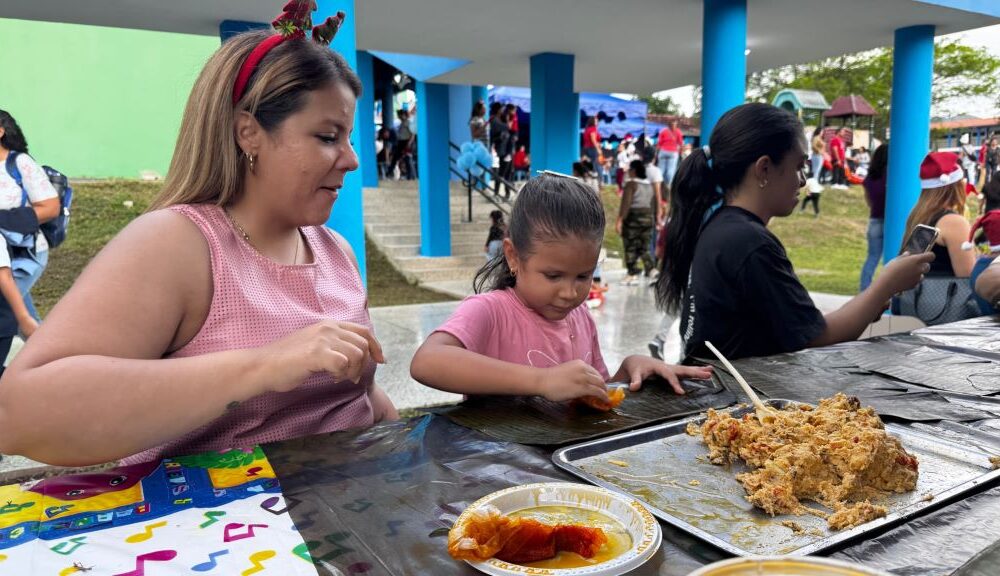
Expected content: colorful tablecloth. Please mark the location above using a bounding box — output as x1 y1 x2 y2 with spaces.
0 447 317 575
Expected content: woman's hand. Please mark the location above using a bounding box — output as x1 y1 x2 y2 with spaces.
617 355 713 394
261 320 385 393
615 217 623 235
535 360 609 402
875 252 935 296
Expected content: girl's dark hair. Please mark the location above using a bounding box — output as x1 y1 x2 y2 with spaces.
866 143 889 181
984 170 1000 212
655 103 805 314
489 101 503 117
0 110 29 154
474 175 605 293
489 209 504 224
472 101 486 119
629 159 647 179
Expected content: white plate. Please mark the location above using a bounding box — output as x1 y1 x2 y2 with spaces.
687 556 892 575
454 482 661 576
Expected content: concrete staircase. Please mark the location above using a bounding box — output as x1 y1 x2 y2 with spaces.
364 180 506 294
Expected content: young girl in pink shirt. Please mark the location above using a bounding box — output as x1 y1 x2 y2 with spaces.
410 174 710 403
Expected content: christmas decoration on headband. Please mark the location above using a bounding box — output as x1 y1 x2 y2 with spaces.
232 1 346 104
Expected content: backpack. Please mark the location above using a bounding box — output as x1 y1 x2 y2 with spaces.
4 151 73 248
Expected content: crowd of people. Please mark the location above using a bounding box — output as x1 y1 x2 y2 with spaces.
0 13 996 472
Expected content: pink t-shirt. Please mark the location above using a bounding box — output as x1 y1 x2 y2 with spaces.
435 288 611 382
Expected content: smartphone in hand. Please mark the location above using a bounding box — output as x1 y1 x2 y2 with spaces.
900 224 940 256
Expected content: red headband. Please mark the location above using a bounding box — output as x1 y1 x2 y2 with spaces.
232 1 346 104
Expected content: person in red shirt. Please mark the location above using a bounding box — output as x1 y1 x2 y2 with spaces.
513 145 530 181
582 117 603 183
829 128 848 189
656 120 685 189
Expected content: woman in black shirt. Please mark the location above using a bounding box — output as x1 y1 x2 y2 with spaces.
655 104 933 360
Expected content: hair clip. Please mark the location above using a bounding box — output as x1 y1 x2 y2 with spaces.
537 169 581 182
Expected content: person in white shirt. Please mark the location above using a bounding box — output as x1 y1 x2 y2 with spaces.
0 110 60 323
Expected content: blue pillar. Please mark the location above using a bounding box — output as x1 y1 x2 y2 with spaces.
416 81 452 257
885 25 935 266
700 0 747 140
530 53 579 174
322 0 367 283
472 85 488 109
356 51 378 188
449 85 473 181
218 20 269 42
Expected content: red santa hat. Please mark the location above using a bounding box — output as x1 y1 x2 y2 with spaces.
920 152 964 190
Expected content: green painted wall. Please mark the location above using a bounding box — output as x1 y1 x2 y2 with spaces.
1 18 218 178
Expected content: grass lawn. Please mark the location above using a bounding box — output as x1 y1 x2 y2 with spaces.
601 184 871 296
32 180 455 317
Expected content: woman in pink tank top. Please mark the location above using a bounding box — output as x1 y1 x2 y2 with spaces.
0 18 397 466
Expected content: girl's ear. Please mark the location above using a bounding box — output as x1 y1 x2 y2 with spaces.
502 238 518 275
753 155 772 188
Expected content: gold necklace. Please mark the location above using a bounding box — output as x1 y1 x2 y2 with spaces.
225 208 300 264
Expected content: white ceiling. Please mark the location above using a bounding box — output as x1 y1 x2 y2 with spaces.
1 0 997 93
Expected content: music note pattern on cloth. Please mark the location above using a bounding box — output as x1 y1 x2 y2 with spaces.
191 549 230 572
125 521 168 543
112 549 177 576
241 550 276 575
0 449 315 575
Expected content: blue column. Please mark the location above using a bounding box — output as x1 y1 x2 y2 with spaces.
530 53 579 174
885 25 935 265
416 81 452 257
218 20 269 42
700 0 747 140
472 85 488 109
356 51 378 188
322 0 367 283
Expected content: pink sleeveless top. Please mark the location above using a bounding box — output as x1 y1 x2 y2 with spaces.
122 203 376 464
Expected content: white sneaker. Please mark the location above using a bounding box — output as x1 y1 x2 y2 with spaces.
619 275 638 286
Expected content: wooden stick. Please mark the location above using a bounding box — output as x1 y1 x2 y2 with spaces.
704 341 770 414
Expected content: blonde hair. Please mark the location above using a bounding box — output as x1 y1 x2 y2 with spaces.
150 30 361 211
903 180 966 250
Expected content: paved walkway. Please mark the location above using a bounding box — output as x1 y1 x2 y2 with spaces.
0 270 852 475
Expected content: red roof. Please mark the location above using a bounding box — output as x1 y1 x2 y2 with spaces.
823 95 877 118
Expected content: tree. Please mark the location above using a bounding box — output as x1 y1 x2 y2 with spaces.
637 93 681 116
745 38 1000 137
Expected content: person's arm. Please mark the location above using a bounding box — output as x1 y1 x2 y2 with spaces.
810 251 935 346
976 261 1000 306
589 131 600 150
0 211 382 466
653 181 663 224
937 213 976 277
0 267 38 338
17 155 60 223
410 332 609 402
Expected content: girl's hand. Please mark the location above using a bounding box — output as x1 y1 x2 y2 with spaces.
18 316 39 339
877 252 935 296
618 355 713 394
615 218 623 235
260 321 385 393
535 360 609 403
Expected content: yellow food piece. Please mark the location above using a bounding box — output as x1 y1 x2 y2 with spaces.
693 394 918 530
607 460 629 468
688 479 701 486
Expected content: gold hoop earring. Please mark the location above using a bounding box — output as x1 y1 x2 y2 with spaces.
245 151 257 175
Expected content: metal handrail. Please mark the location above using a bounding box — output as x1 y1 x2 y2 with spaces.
447 141 516 221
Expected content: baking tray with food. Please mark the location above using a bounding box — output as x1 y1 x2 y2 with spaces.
553 397 1000 557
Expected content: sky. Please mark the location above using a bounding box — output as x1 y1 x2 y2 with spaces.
649 23 1000 118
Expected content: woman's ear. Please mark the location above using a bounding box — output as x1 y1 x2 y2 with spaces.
502 238 518 275
753 155 772 188
234 111 263 156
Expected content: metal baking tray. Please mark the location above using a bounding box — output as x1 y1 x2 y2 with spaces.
552 399 1000 557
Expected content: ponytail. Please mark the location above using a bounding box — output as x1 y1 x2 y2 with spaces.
655 147 722 314
655 103 805 314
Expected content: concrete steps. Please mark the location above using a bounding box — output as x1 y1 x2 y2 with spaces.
365 180 502 287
